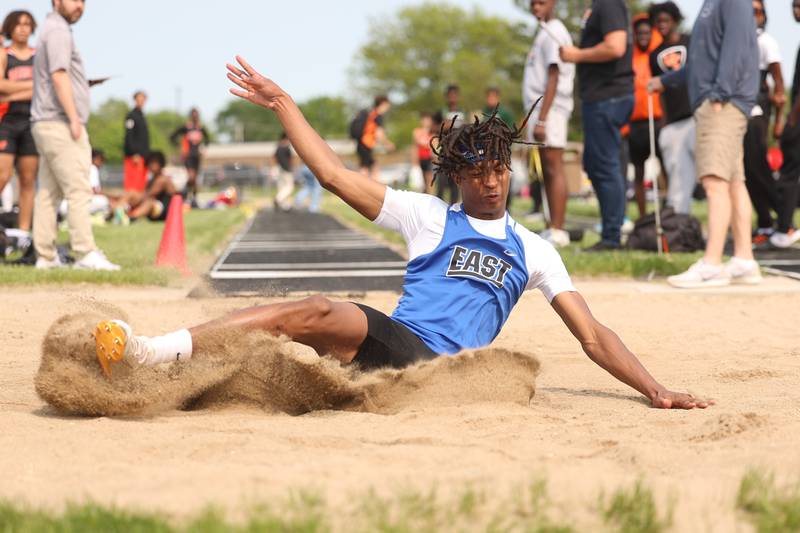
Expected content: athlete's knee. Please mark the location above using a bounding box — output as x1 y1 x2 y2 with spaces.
296 295 334 331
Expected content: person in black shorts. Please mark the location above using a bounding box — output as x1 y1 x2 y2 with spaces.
356 95 394 180
108 151 177 222
170 108 208 206
90 56 710 412
0 10 37 249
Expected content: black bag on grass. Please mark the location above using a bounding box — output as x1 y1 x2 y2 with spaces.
626 207 705 253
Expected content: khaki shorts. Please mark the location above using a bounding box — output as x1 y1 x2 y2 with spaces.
526 106 570 149
694 100 747 182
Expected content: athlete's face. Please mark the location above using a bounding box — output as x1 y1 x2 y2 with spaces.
148 160 163 175
753 1 765 27
635 22 652 51
792 0 800 22
11 15 33 44
134 93 147 108
456 162 510 220
530 0 554 20
653 12 675 38
55 0 85 24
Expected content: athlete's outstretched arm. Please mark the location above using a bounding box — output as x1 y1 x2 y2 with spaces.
550 291 712 409
226 56 386 220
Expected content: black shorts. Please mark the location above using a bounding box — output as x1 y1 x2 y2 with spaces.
628 120 661 167
184 156 201 171
352 304 437 371
0 115 37 157
357 143 375 169
419 158 432 172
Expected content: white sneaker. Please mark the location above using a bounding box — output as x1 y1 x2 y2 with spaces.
667 259 731 289
74 250 120 271
540 228 571 248
769 229 800 249
726 257 762 285
35 255 64 269
622 217 635 235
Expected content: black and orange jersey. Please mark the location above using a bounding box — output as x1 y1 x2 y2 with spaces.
170 122 209 160
1 47 35 120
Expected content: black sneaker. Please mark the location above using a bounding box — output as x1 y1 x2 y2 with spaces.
583 241 621 252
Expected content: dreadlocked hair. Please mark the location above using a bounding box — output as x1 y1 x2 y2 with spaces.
431 97 543 181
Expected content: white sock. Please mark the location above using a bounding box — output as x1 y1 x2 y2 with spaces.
147 329 193 364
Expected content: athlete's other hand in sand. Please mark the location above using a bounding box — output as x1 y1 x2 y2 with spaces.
96 56 711 411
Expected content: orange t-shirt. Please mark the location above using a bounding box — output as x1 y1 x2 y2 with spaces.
630 17 664 122
360 110 382 148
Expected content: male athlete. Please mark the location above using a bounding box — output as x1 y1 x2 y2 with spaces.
93 56 709 410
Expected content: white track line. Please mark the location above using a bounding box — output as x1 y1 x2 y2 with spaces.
758 259 800 266
762 266 800 280
218 261 408 270
210 269 407 280
210 217 255 273
229 242 382 251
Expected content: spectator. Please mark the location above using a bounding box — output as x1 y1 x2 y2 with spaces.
0 10 37 252
356 95 394 181
442 84 464 129
294 165 322 213
560 0 634 251
273 131 294 211
58 148 109 218
523 0 576 247
483 87 514 127
656 0 760 288
412 112 434 193
110 151 177 223
170 107 209 206
123 90 149 192
627 14 663 219
435 87 462 203
31 0 119 271
745 0 785 246
770 0 800 248
648 1 696 215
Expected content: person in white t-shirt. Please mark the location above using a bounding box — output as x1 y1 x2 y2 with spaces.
522 0 576 248
745 0 786 245
90 56 710 410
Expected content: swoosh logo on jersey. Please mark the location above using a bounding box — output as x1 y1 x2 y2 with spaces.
503 249 517 257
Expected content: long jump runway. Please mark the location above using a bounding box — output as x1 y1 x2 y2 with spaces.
206 209 406 296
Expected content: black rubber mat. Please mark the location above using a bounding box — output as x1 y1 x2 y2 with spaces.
755 246 800 279
204 210 406 296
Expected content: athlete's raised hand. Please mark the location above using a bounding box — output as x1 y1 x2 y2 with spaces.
226 56 283 109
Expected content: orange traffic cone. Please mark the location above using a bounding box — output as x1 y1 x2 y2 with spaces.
155 194 189 275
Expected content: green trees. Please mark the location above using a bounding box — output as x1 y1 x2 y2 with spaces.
353 3 533 146
86 99 185 164
215 95 349 142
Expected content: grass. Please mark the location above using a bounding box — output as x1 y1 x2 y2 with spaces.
10 474 800 532
736 470 800 533
0 208 247 286
0 482 576 533
601 480 673 533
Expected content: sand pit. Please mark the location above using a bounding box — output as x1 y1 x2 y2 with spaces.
2 279 800 531
35 310 540 417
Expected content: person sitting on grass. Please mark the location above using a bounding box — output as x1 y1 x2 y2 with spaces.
109 151 177 223
92 56 710 410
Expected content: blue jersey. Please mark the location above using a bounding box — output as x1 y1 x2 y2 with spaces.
391 207 529 354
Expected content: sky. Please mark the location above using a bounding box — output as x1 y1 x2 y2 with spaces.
8 0 800 122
